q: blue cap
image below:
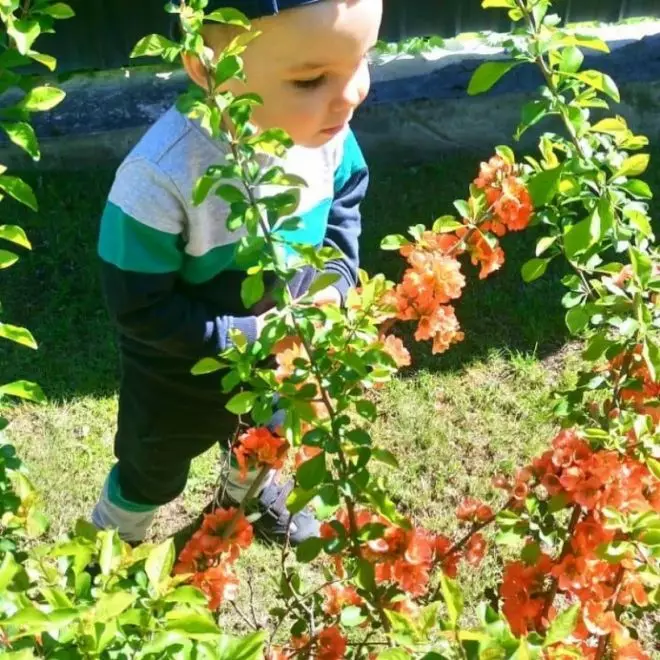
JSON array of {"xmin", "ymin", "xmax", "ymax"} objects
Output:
[{"xmin": 209, "ymin": 0, "xmax": 324, "ymax": 19}]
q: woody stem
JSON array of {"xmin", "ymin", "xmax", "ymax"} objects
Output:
[
  {"xmin": 595, "ymin": 564, "xmax": 626, "ymax": 660},
  {"xmin": 541, "ymin": 504, "xmax": 582, "ymax": 622}
]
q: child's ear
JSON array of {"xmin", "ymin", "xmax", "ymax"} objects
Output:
[{"xmin": 182, "ymin": 52, "xmax": 209, "ymax": 90}]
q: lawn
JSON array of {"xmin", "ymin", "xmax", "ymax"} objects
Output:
[{"xmin": 2, "ymin": 148, "xmax": 659, "ymax": 645}]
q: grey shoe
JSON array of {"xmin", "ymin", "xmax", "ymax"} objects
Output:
[{"xmin": 221, "ymin": 478, "xmax": 320, "ymax": 546}]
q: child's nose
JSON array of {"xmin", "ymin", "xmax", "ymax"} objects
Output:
[{"xmin": 333, "ymin": 68, "xmax": 370, "ymax": 111}]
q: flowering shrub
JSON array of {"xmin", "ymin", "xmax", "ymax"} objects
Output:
[{"xmin": 1, "ymin": 0, "xmax": 659, "ymax": 658}]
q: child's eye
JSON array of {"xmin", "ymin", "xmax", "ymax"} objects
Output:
[{"xmin": 292, "ymin": 75, "xmax": 326, "ymax": 90}]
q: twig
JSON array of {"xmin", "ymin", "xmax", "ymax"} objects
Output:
[
  {"xmin": 595, "ymin": 564, "xmax": 626, "ymax": 660},
  {"xmin": 229, "ymin": 601, "xmax": 259, "ymax": 631},
  {"xmin": 541, "ymin": 504, "xmax": 582, "ymax": 622}
]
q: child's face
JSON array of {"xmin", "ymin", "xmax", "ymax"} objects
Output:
[{"xmin": 201, "ymin": 0, "xmax": 382, "ymax": 148}]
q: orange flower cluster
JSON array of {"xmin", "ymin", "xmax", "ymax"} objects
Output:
[
  {"xmin": 388, "ymin": 232, "xmax": 466, "ymax": 355},
  {"xmin": 175, "ymin": 507, "xmax": 253, "ymax": 610},
  {"xmin": 233, "ymin": 427, "xmax": 289, "ymax": 480},
  {"xmin": 609, "ymin": 347, "xmax": 660, "ymax": 418},
  {"xmin": 268, "ymin": 626, "xmax": 347, "ymax": 660},
  {"xmin": 320, "ymin": 508, "xmax": 469, "ymax": 598},
  {"xmin": 531, "ymin": 429, "xmax": 659, "ymax": 515},
  {"xmin": 501, "ymin": 552, "xmax": 554, "ymax": 636},
  {"xmin": 494, "ymin": 428, "xmax": 657, "ymax": 656},
  {"xmin": 474, "ymin": 155, "xmax": 534, "ymax": 236}
]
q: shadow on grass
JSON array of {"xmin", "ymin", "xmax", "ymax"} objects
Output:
[{"xmin": 1, "ymin": 148, "xmax": 659, "ymax": 401}]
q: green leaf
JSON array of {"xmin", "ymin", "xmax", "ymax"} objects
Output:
[
  {"xmin": 307, "ymin": 272, "xmax": 340, "ymax": 297},
  {"xmin": 131, "ymin": 34, "xmax": 180, "ymax": 58},
  {"xmin": 297, "ymin": 450, "xmax": 326, "ymax": 490},
  {"xmin": 1, "ymin": 122, "xmax": 40, "ymax": 160},
  {"xmin": 139, "ymin": 631, "xmax": 191, "ymax": 658},
  {"xmin": 94, "ymin": 592, "xmax": 137, "ymax": 622},
  {"xmin": 191, "ymin": 357, "xmax": 225, "ymax": 376},
  {"xmin": 163, "ymin": 586, "xmax": 208, "ymax": 605},
  {"xmin": 0, "ymin": 250, "xmax": 19, "ymax": 269},
  {"xmin": 622, "ymin": 179, "xmax": 653, "ymax": 199},
  {"xmin": 544, "ymin": 605, "xmax": 580, "ymax": 646},
  {"xmin": 440, "ymin": 573, "xmax": 464, "ymax": 626},
  {"xmin": 217, "ymin": 631, "xmax": 266, "ymax": 660},
  {"xmin": 643, "ymin": 340, "xmax": 660, "ymax": 383},
  {"xmin": 639, "ymin": 530, "xmax": 660, "ymax": 547},
  {"xmin": 482, "ymin": 0, "xmax": 516, "ymax": 6},
  {"xmin": 591, "ymin": 117, "xmax": 628, "ymax": 138},
  {"xmin": 165, "ymin": 611, "xmax": 222, "ymax": 640},
  {"xmin": 377, "ymin": 650, "xmax": 412, "ymax": 660},
  {"xmin": 647, "ymin": 458, "xmax": 660, "ymax": 480},
  {"xmin": 193, "ymin": 175, "xmax": 216, "ymax": 206},
  {"xmin": 536, "ymin": 235, "xmax": 558, "ymax": 257},
  {"xmin": 10, "ymin": 19, "xmax": 40, "ymax": 55},
  {"xmin": 28, "ymin": 50, "xmax": 57, "ymax": 71},
  {"xmin": 0, "ymin": 380, "xmax": 45, "ymax": 403},
  {"xmin": 372, "ymin": 448, "xmax": 400, "ymax": 469},
  {"xmin": 468, "ymin": 61, "xmax": 520, "ymax": 95},
  {"xmin": 286, "ymin": 486, "xmax": 318, "ymax": 514},
  {"xmin": 432, "ymin": 216, "xmax": 463, "ymax": 233},
  {"xmin": 0, "ymin": 176, "xmax": 38, "ymax": 211},
  {"xmin": 146, "ymin": 539, "xmax": 175, "ymax": 591},
  {"xmin": 630, "ymin": 247, "xmax": 652, "ymax": 285},
  {"xmin": 2, "ymin": 606, "xmax": 50, "ymax": 636},
  {"xmin": 217, "ymin": 184, "xmax": 246, "ymax": 204},
  {"xmin": 205, "ymin": 8, "xmax": 250, "ymax": 28},
  {"xmin": 565, "ymin": 307, "xmax": 590, "ymax": 336},
  {"xmin": 614, "ymin": 154, "xmax": 650, "ymax": 179},
  {"xmin": 521, "ymin": 258, "xmax": 549, "ymax": 283},
  {"xmin": 528, "ymin": 166, "xmax": 562, "ymax": 207},
  {"xmin": 226, "ymin": 390, "xmax": 257, "ymax": 415},
  {"xmin": 0, "ymin": 552, "xmax": 19, "ymax": 591},
  {"xmin": 99, "ymin": 529, "xmax": 121, "ymax": 575},
  {"xmin": 565, "ymin": 34, "xmax": 610, "ymax": 53},
  {"xmin": 573, "ymin": 70, "xmax": 620, "ymax": 102},
  {"xmin": 341, "ymin": 605, "xmax": 367, "ymax": 628},
  {"xmin": 563, "ymin": 217, "xmax": 592, "ymax": 260},
  {"xmin": 356, "ymin": 399, "xmax": 377, "ymax": 422},
  {"xmin": 19, "ymin": 86, "xmax": 65, "ymax": 111},
  {"xmin": 381, "ymin": 234, "xmax": 411, "ymax": 251},
  {"xmin": 296, "ymin": 536, "xmax": 323, "ymax": 563},
  {"xmin": 0, "ymin": 225, "xmax": 31, "ymax": 249},
  {"xmin": 0, "ymin": 324, "xmax": 38, "ymax": 349},
  {"xmin": 215, "ymin": 55, "xmax": 243, "ymax": 86},
  {"xmin": 559, "ymin": 46, "xmax": 584, "ymax": 73},
  {"xmin": 41, "ymin": 3, "xmax": 75, "ymax": 19},
  {"xmin": 241, "ymin": 272, "xmax": 264, "ymax": 308}
]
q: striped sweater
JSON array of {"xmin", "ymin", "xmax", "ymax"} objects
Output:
[{"xmin": 98, "ymin": 108, "xmax": 368, "ymax": 380}]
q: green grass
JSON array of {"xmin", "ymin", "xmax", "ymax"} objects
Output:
[{"xmin": 1, "ymin": 149, "xmax": 659, "ymax": 649}]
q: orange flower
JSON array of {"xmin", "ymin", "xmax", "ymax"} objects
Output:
[
  {"xmin": 233, "ymin": 427, "xmax": 289, "ymax": 480},
  {"xmin": 322, "ymin": 583, "xmax": 363, "ymax": 616},
  {"xmin": 266, "ymin": 647, "xmax": 292, "ymax": 660},
  {"xmin": 463, "ymin": 229, "xmax": 506, "ymax": 280},
  {"xmin": 500, "ymin": 553, "xmax": 553, "ymax": 636},
  {"xmin": 175, "ymin": 507, "xmax": 253, "ymax": 570},
  {"xmin": 435, "ymin": 534, "xmax": 461, "ymax": 578},
  {"xmin": 380, "ymin": 334, "xmax": 412, "ymax": 368},
  {"xmin": 316, "ymin": 626, "xmax": 347, "ymax": 660},
  {"xmin": 493, "ymin": 176, "xmax": 533, "ymax": 232},
  {"xmin": 474, "ymin": 155, "xmax": 513, "ymax": 189},
  {"xmin": 456, "ymin": 497, "xmax": 493, "ymax": 523},
  {"xmin": 191, "ymin": 563, "xmax": 239, "ymax": 610},
  {"xmin": 465, "ymin": 533, "xmax": 487, "ymax": 567},
  {"xmin": 582, "ymin": 601, "xmax": 625, "ymax": 638}
]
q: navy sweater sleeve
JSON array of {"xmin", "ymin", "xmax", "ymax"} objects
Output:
[{"xmin": 322, "ymin": 130, "xmax": 369, "ymax": 302}]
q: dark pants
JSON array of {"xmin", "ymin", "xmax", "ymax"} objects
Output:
[{"xmin": 114, "ymin": 347, "xmax": 238, "ymax": 506}]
